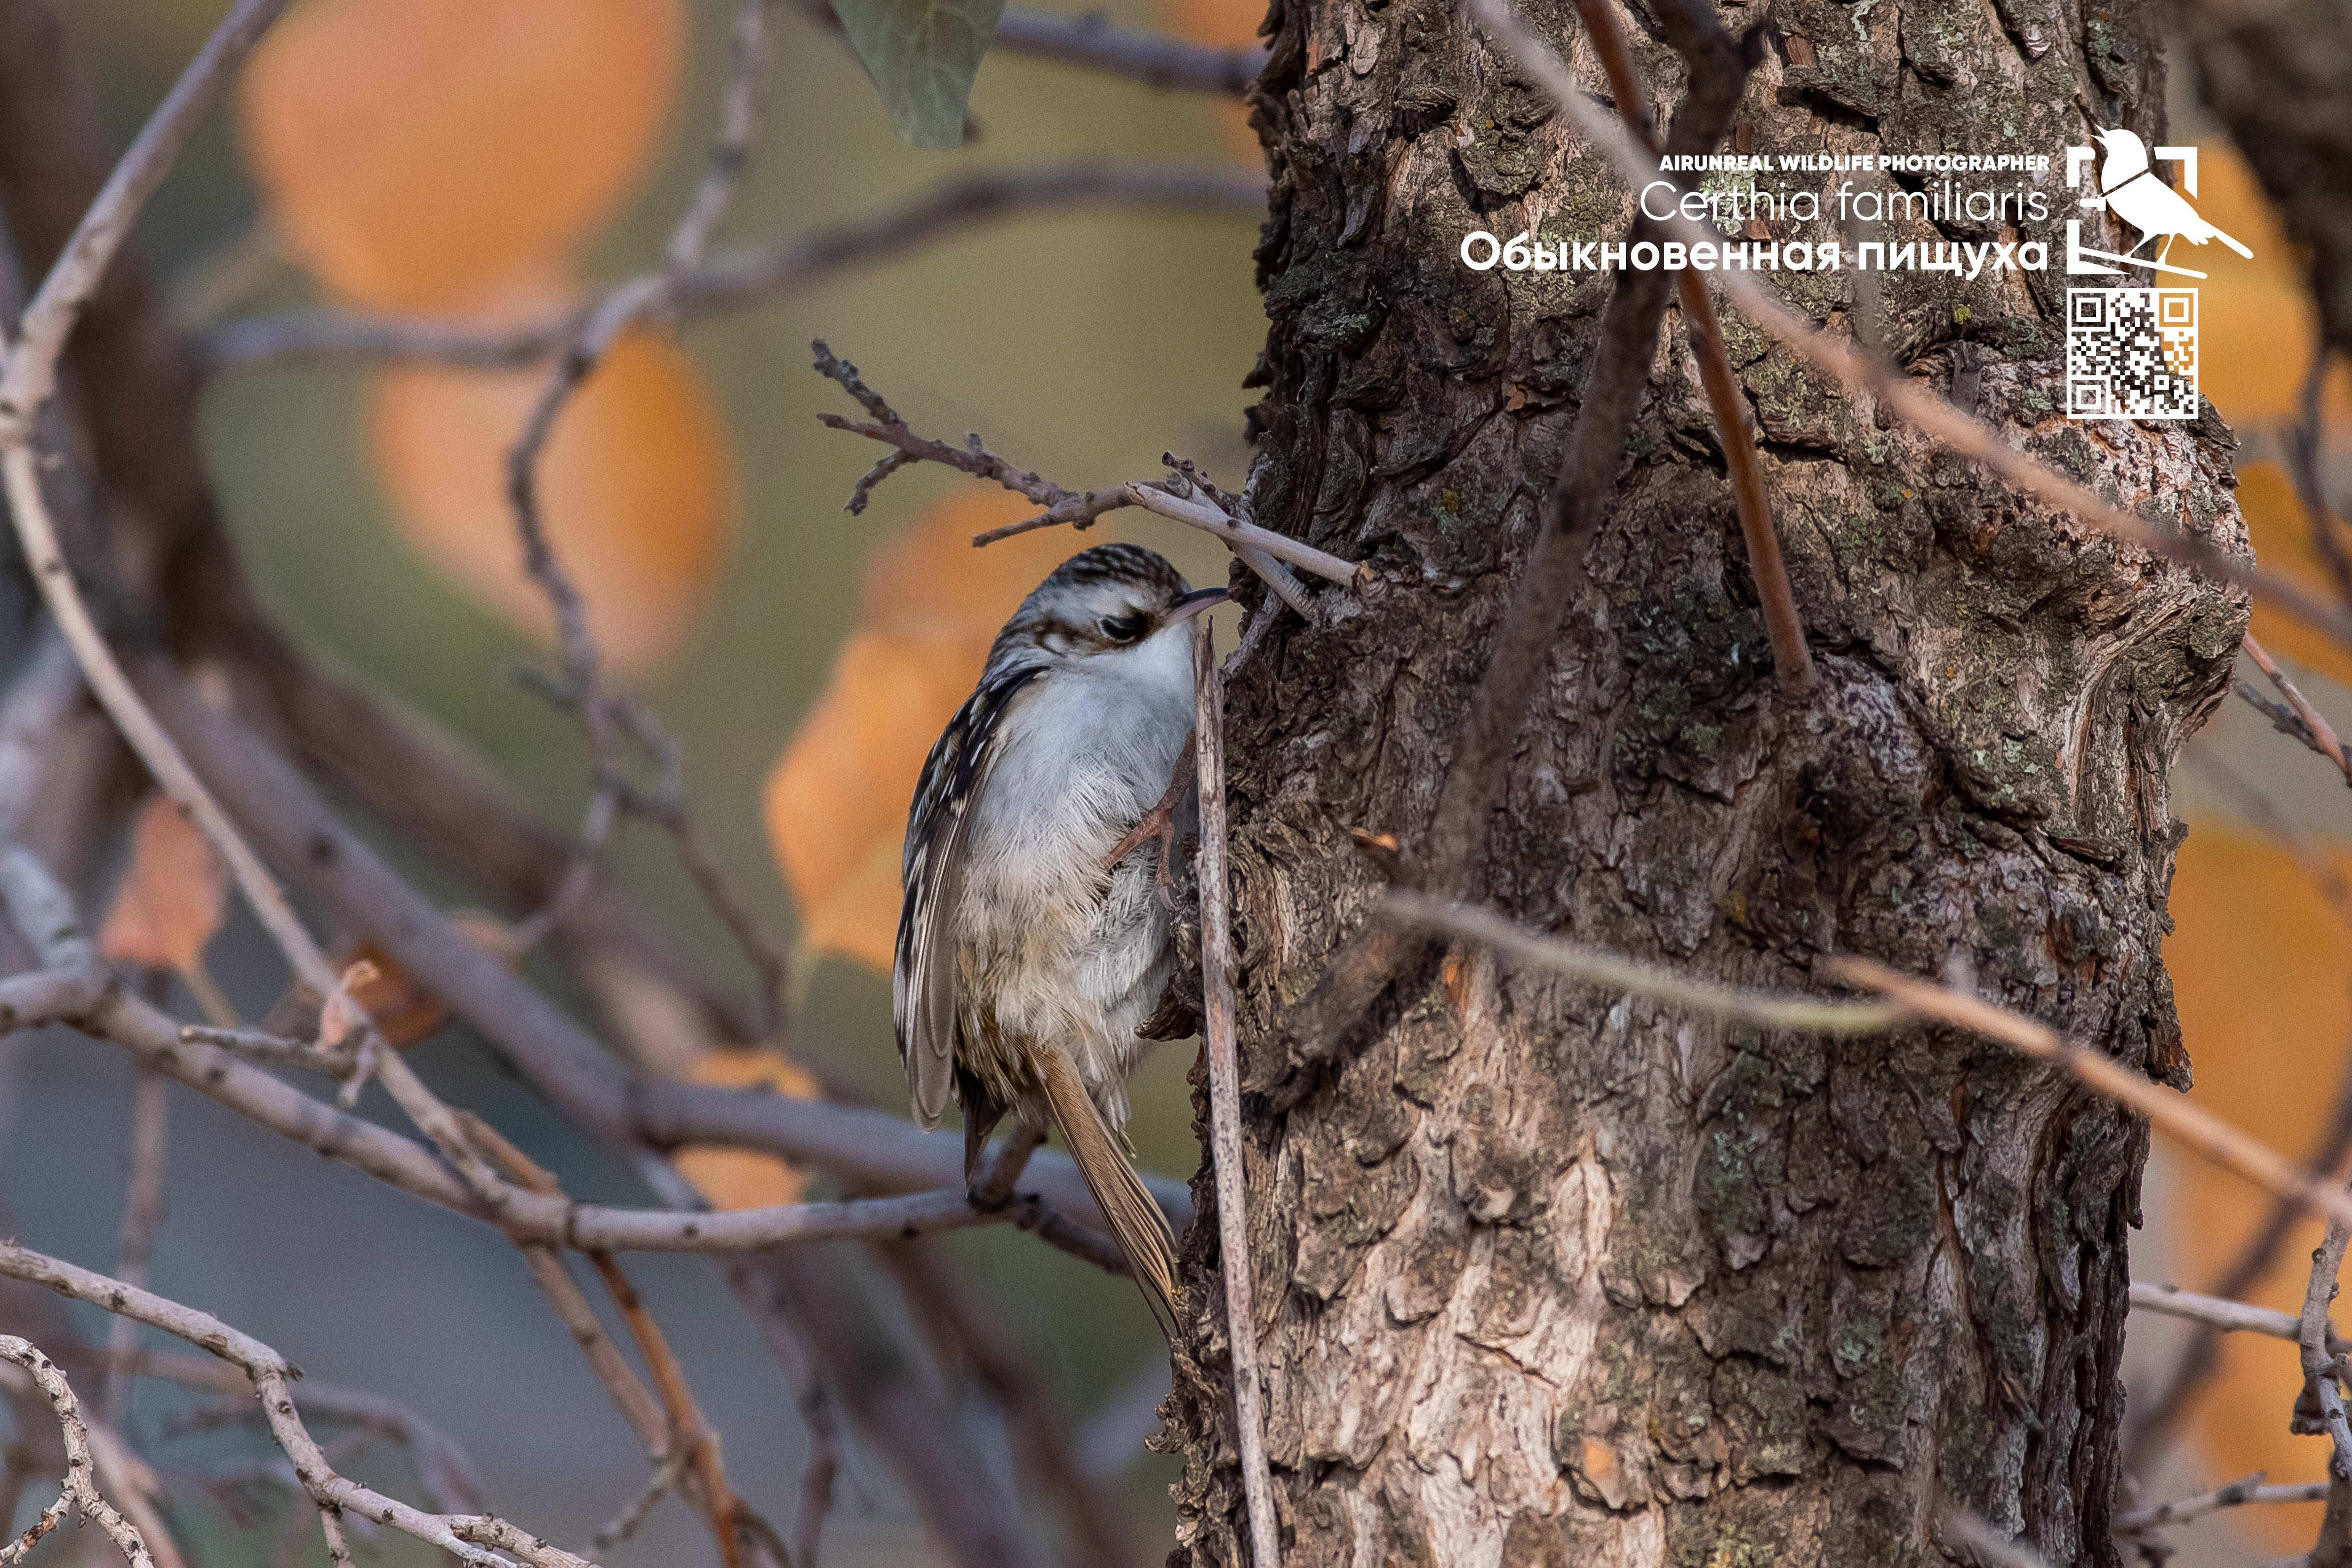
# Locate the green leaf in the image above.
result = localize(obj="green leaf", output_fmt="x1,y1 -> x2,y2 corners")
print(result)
831,0 -> 1004,149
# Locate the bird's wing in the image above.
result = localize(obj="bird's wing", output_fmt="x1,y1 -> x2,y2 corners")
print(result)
893,661 -> 1046,1130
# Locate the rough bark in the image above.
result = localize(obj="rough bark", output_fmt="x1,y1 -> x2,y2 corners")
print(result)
1164,0 -> 2249,1563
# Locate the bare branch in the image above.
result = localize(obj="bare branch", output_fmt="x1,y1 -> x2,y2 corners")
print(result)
1384,892 -> 1911,1033
201,163 -> 1265,374
2115,1475 -> 2329,1532
1827,956 -> 2352,1234
0,629 -> 81,843
501,0 -> 789,1039
2246,632 -> 2352,782
28,954 -> 1133,1253
987,5 -> 1265,92
118,657 -> 1197,1231
2305,1207 -> 2352,1568
1191,618 -> 1281,1568
0,1338 -> 154,1567
0,1244 -> 590,1568
2132,1281 -> 2348,1352
0,0 -> 285,439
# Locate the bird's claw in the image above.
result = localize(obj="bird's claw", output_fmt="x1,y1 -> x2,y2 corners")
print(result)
1102,734 -> 1197,913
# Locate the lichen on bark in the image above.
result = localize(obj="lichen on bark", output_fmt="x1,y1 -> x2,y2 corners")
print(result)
1162,0 -> 2249,1563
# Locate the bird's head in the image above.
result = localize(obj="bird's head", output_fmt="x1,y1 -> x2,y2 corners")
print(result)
989,543 -> 1229,669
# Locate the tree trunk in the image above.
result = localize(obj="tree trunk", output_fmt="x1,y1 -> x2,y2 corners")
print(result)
1164,0 -> 2250,1562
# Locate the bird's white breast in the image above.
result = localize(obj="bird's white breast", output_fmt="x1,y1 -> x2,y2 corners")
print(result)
954,626 -> 1195,1125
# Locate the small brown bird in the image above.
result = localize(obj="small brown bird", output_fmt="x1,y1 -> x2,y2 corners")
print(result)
893,543 -> 1226,1322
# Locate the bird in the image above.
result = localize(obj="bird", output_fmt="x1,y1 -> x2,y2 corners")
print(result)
893,542 -> 1228,1325
2088,127 -> 2253,267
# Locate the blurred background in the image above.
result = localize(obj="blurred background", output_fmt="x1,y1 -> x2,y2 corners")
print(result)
8,0 -> 1268,1560
5,0 -> 2351,1564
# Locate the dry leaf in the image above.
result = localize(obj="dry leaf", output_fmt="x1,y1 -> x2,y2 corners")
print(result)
97,793 -> 228,975
334,913 -> 522,1049
2163,823 -> 2352,1549
369,303 -> 738,680
674,1048 -> 822,1209
764,491 -> 1087,971
238,0 -> 686,310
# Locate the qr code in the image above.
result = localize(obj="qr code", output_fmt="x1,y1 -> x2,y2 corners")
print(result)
2067,288 -> 2197,419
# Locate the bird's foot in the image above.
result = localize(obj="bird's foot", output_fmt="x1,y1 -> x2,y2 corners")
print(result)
1102,734 -> 1197,909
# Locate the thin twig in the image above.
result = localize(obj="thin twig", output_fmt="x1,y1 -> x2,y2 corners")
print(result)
502,0 -> 790,1040
80,1346 -> 486,1516
2116,1474 -> 2329,1532
1569,0 -> 1809,698
1385,892 -> 1910,1032
460,1113 -> 759,1568
200,163 -> 1266,373
1192,618 -> 1280,1567
0,1338 -> 154,1567
2186,753 -> 2352,931
1826,955 -> 2352,1234
1125,479 -> 1367,590
2291,338 -> 2352,606
813,343 -> 1364,618
2132,1281 -> 2349,1351
2307,1201 -> 2352,1568
1465,0 -> 2352,651
2125,1008 -> 2352,1480
592,1447 -> 690,1553
0,1245 -> 590,1568
963,4 -> 1265,91
0,0 -> 285,438
0,0 -> 532,1199
2246,632 -> 2352,781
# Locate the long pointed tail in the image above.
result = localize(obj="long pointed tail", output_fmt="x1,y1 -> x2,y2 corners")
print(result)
1037,1049 -> 1182,1330
2210,222 -> 2253,259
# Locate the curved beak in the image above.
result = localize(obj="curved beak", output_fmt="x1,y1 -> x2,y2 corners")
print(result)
1162,586 -> 1231,628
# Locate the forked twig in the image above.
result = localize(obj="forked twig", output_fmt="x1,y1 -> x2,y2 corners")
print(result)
810,342 -> 1365,615
0,1337 -> 154,1568
2245,631 -> 2352,781
2303,1203 -> 2352,1567
0,1244 -> 590,1568
501,0 -> 790,1039
1191,619 -> 1281,1566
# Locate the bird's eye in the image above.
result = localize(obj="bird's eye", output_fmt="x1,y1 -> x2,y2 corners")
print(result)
1098,613 -> 1147,642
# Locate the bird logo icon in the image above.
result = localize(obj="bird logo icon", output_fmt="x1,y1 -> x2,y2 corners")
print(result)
2071,128 -> 2252,279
